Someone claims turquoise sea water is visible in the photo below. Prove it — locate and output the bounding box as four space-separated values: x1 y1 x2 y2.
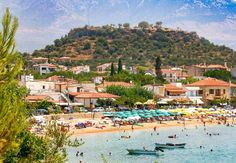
67 125 236 163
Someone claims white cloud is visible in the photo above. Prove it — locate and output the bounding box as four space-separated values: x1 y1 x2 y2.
172 18 236 49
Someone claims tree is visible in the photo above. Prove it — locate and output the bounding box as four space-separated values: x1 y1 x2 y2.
83 42 91 50
118 58 122 73
123 23 130 29
203 70 232 82
0 8 23 81
138 21 149 29
0 8 26 157
155 56 163 80
155 21 162 28
106 85 153 107
54 39 63 47
110 62 115 76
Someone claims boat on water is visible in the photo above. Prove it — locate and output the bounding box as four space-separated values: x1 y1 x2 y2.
127 149 159 155
155 143 186 149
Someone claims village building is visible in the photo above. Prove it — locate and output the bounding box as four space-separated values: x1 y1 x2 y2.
33 63 57 75
161 68 188 83
25 80 55 94
92 76 104 84
71 65 90 74
187 77 236 103
186 63 229 77
96 81 134 92
143 84 165 97
96 63 112 73
26 95 53 103
69 92 120 108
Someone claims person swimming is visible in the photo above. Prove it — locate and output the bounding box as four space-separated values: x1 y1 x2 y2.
168 134 176 138
80 152 84 157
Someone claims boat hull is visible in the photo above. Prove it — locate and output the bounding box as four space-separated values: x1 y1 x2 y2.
155 143 186 149
127 149 158 155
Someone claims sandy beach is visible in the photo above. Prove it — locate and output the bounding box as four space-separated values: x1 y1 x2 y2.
66 118 214 136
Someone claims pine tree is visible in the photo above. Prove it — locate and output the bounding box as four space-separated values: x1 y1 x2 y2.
110 62 115 76
0 8 26 157
118 58 122 73
0 8 23 81
155 56 163 80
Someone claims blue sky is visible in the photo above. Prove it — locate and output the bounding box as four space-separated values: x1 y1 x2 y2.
1 0 236 52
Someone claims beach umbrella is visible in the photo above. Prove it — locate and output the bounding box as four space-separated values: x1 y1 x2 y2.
144 99 156 105
113 118 122 121
135 102 143 105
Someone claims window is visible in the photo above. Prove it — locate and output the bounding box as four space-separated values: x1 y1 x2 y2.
223 89 226 94
209 89 214 94
215 89 221 96
42 85 45 89
198 90 203 95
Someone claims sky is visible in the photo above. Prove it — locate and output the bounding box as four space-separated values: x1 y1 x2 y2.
1 0 236 53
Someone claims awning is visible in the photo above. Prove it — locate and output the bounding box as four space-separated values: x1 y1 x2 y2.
190 99 204 104
55 102 84 106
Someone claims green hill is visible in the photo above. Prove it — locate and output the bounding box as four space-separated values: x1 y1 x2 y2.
31 23 235 68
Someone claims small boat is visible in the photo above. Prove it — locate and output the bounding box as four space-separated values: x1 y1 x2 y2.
127 149 160 155
155 143 186 149
121 136 131 139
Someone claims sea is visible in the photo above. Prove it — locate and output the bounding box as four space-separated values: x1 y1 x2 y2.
67 124 236 163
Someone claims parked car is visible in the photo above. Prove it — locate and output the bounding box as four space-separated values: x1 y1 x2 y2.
105 106 115 112
93 107 105 112
78 107 88 113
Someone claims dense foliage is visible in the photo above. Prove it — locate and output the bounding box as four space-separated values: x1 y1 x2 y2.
33 71 105 83
31 23 235 67
0 8 26 157
106 85 153 107
203 70 233 82
106 70 165 85
0 8 81 162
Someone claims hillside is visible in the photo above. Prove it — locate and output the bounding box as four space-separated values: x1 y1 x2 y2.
31 23 235 68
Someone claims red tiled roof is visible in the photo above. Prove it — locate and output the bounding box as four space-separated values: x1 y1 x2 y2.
165 84 186 93
70 92 120 99
195 64 227 69
26 95 52 102
187 77 236 87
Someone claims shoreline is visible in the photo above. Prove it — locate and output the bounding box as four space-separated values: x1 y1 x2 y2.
68 119 215 136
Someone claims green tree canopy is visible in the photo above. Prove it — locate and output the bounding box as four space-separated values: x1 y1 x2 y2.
110 62 115 76
0 8 23 81
203 70 232 82
118 58 122 73
138 21 149 29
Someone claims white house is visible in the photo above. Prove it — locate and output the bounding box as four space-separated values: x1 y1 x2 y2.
25 81 55 94
21 74 34 83
71 65 90 74
33 63 57 75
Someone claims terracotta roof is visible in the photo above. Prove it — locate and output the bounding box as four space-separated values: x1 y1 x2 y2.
97 81 134 88
187 77 236 87
47 75 77 83
161 69 173 73
165 84 186 93
48 64 57 68
26 95 52 102
70 92 120 99
161 69 188 78
195 64 227 69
